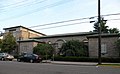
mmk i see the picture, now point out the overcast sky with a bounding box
[0,0,120,35]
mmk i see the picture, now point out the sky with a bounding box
[0,0,120,35]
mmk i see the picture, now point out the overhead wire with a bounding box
[0,0,29,8]
[28,13,120,28]
[107,18,120,21]
[1,0,120,22]
[34,21,90,30]
[0,0,120,29]
[0,0,48,13]
[0,0,73,21]
[29,17,89,28]
[32,18,120,30]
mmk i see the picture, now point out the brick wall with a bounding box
[19,42,38,54]
[88,36,119,57]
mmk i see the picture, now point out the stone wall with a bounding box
[19,41,38,54]
[88,36,119,57]
[20,28,44,40]
[38,36,87,44]
[36,35,88,54]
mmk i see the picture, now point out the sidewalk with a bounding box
[42,60,120,66]
[14,59,120,66]
[51,61,98,66]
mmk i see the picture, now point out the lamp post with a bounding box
[98,0,101,65]
[48,42,56,62]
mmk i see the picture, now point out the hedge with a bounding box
[53,56,120,63]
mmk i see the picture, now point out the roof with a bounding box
[32,32,98,39]
[87,33,119,38]
[3,26,46,36]
[17,39,44,43]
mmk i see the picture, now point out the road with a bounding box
[0,61,120,74]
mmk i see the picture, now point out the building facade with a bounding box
[17,39,44,54]
[87,34,119,57]
[2,26,120,57]
[3,26,46,40]
[3,26,46,54]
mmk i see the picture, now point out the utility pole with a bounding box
[98,0,101,65]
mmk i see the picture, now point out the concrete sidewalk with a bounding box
[52,61,98,66]
[42,60,120,66]
[51,61,120,66]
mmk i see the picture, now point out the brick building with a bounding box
[2,26,120,57]
[87,34,119,57]
[3,26,46,54]
[3,26,46,40]
[32,33,120,57]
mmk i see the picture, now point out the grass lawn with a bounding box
[98,64,120,67]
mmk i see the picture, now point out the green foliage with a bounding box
[1,32,17,53]
[53,56,120,63]
[93,17,120,34]
[60,40,88,57]
[93,17,109,33]
[33,43,54,57]
[109,28,119,33]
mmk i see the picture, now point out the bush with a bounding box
[14,54,19,58]
[53,56,120,63]
[33,44,54,57]
[41,55,52,60]
[60,40,88,57]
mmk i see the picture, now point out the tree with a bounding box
[60,40,88,57]
[33,43,54,59]
[1,32,17,53]
[108,28,119,33]
[93,17,109,33]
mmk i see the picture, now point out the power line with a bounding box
[29,17,89,28]
[34,21,90,30]
[0,0,120,22]
[0,0,29,8]
[107,18,120,21]
[28,13,120,28]
[0,0,120,23]
[0,0,73,21]
[32,18,120,30]
[102,13,120,17]
[0,0,48,13]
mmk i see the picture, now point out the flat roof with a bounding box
[17,39,44,43]
[32,32,98,39]
[87,33,119,38]
[3,26,46,36]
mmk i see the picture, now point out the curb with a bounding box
[50,61,97,66]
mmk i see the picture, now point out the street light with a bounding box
[48,42,56,62]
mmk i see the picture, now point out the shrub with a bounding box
[53,56,120,63]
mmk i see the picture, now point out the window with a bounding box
[101,44,107,54]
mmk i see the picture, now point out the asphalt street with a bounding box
[0,61,120,74]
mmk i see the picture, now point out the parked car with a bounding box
[17,53,42,63]
[0,53,14,61]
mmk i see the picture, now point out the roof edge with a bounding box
[87,33,119,38]
[3,26,46,36]
[17,39,44,43]
[31,32,98,39]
